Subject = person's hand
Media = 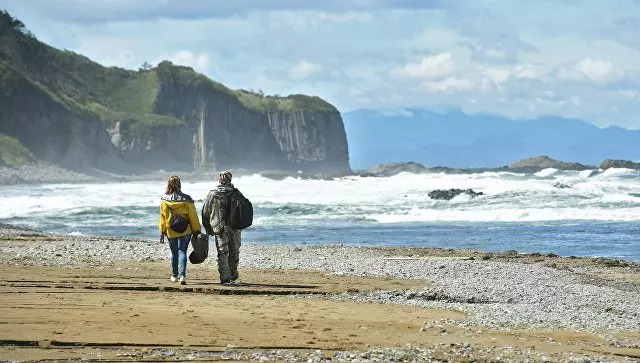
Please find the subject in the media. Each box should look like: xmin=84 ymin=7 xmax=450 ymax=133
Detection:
xmin=159 ymin=234 xmax=165 ymax=244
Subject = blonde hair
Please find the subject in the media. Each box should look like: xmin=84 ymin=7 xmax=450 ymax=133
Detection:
xmin=165 ymin=175 xmax=181 ymax=194
xmin=219 ymin=170 xmax=232 ymax=185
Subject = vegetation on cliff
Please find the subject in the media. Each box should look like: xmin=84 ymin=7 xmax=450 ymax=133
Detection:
xmin=0 ymin=133 xmax=34 ymax=166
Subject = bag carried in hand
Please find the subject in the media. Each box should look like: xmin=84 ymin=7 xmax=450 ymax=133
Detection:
xmin=227 ymin=189 xmax=253 ymax=230
xmin=168 ymin=205 xmax=189 ymax=233
xmin=189 ymin=233 xmax=209 ymax=264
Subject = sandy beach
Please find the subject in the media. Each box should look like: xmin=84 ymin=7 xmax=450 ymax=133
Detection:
xmin=1 ymin=224 xmax=639 ymax=362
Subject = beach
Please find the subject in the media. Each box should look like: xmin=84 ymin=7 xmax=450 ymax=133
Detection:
xmin=1 ymin=224 xmax=639 ymax=362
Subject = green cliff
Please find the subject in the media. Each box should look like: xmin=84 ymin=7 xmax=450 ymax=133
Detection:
xmin=0 ymin=11 xmax=350 ymax=174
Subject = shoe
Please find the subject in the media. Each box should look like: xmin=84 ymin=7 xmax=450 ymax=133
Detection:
xmin=220 ymin=280 xmax=231 ymax=285
xmin=179 ymin=276 xmax=186 ymax=285
xmin=170 ymin=276 xmax=177 ymax=282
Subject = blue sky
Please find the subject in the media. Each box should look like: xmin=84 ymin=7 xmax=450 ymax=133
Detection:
xmin=2 ymin=0 xmax=640 ymax=129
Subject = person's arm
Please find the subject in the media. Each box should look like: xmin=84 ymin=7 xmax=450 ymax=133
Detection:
xmin=188 ymin=202 xmax=201 ymax=235
xmin=159 ymin=202 xmax=166 ymax=243
xmin=201 ymin=193 xmax=213 ymax=235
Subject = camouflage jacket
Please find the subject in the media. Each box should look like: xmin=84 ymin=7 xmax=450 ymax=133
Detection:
xmin=201 ymin=183 xmax=235 ymax=235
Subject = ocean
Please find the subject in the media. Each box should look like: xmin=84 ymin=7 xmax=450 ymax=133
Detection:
xmin=1 ymin=168 xmax=639 ymax=262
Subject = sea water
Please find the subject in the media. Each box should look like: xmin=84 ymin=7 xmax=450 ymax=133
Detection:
xmin=1 ymin=168 xmax=639 ymax=261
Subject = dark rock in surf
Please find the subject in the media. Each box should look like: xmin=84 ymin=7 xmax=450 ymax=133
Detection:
xmin=428 ymin=188 xmax=484 ymax=200
xmin=553 ymin=182 xmax=571 ymax=189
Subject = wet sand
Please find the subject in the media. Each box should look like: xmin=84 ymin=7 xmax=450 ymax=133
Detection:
xmin=1 ymin=262 xmax=639 ymax=362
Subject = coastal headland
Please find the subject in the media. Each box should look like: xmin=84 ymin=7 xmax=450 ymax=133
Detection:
xmin=1 ymin=224 xmax=639 ymax=362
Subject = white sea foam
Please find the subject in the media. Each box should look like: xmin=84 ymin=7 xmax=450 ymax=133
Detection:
xmin=0 ymin=170 xmax=639 ymax=224
xmin=535 ymin=168 xmax=558 ymax=177
xmin=579 ymin=169 xmax=597 ymax=178
xmin=601 ymin=167 xmax=636 ymax=177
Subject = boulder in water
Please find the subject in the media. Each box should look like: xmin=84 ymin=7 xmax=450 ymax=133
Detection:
xmin=599 ymin=159 xmax=640 ymax=171
xmin=553 ymin=182 xmax=571 ymax=189
xmin=428 ymin=188 xmax=484 ymax=200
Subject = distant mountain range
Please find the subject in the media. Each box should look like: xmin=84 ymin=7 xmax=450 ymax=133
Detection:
xmin=343 ymin=109 xmax=640 ymax=169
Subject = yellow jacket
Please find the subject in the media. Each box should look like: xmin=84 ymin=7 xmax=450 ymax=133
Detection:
xmin=159 ymin=192 xmax=201 ymax=238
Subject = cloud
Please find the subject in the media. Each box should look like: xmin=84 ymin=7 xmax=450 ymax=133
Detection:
xmin=289 ymin=60 xmax=323 ymax=80
xmin=2 ymin=0 xmax=640 ymax=128
xmin=159 ymin=51 xmax=211 ymax=73
xmin=422 ymin=76 xmax=474 ymax=93
xmin=389 ymin=53 xmax=455 ymax=81
xmin=10 ymin=0 xmax=450 ymax=23
xmin=575 ymin=58 xmax=624 ymax=83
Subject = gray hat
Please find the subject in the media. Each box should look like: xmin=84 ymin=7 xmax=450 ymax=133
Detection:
xmin=219 ymin=170 xmax=232 ymax=185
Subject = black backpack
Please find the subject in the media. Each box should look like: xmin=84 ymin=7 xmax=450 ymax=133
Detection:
xmin=167 ymin=205 xmax=189 ymax=233
xmin=227 ymin=189 xmax=253 ymax=230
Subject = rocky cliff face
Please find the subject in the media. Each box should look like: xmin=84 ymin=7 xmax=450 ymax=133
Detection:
xmin=0 ymin=63 xmax=128 ymax=173
xmin=266 ymin=111 xmax=349 ymax=172
xmin=152 ymin=63 xmax=350 ymax=173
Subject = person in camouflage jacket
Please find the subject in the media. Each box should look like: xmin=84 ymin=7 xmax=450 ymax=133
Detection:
xmin=202 ymin=170 xmax=242 ymax=284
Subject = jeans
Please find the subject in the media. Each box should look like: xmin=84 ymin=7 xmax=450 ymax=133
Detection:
xmin=168 ymin=234 xmax=191 ymax=278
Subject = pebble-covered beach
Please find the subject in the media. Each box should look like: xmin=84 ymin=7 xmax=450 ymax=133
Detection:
xmin=1 ymin=224 xmax=639 ymax=362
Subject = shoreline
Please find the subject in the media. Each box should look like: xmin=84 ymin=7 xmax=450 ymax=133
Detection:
xmin=1 ymin=223 xmax=639 ymax=361
xmin=3 ymin=160 xmax=638 ymax=186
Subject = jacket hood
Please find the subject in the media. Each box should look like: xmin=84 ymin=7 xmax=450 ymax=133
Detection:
xmin=161 ymin=191 xmax=194 ymax=203
xmin=213 ymin=183 xmax=235 ymax=196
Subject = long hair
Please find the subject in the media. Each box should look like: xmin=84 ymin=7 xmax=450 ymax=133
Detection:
xmin=165 ymin=175 xmax=181 ymax=194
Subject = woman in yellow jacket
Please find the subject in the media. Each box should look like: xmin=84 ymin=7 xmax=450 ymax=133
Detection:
xmin=159 ymin=175 xmax=201 ymax=285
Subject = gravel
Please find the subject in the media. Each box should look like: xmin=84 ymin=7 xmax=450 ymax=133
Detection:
xmin=1 ymin=224 xmax=639 ymax=361
xmin=88 ymin=345 xmax=636 ymax=362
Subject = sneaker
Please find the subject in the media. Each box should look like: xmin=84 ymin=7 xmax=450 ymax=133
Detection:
xmin=170 ymin=276 xmax=177 ymax=282
xmin=179 ymin=276 xmax=186 ymax=285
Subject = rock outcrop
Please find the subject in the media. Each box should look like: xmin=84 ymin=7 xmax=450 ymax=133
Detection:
xmin=600 ymin=159 xmax=640 ymax=171
xmin=428 ymin=189 xmax=484 ymax=200
xmin=359 ymin=162 xmax=427 ymax=177
xmin=508 ymin=155 xmax=592 ymax=172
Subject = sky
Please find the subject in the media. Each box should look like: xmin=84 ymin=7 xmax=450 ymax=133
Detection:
xmin=2 ymin=0 xmax=640 ymax=129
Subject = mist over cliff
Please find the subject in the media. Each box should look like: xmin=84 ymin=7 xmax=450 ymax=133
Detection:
xmin=0 ymin=11 xmax=350 ymax=175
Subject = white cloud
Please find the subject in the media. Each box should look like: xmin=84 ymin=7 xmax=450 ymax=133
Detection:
xmin=161 ymin=51 xmax=211 ymax=73
xmin=389 ymin=53 xmax=455 ymax=81
xmin=575 ymin=58 xmax=623 ymax=82
xmin=4 ymin=0 xmax=640 ymax=128
xmin=513 ymin=64 xmax=541 ymax=79
xmin=289 ymin=60 xmax=323 ymax=80
xmin=348 ymin=86 xmax=364 ymax=96
xmin=403 ymin=29 xmax=463 ymax=52
xmin=378 ymin=108 xmax=414 ymax=117
xmin=422 ymin=76 xmax=475 ymax=93
xmin=483 ymin=68 xmax=511 ymax=85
